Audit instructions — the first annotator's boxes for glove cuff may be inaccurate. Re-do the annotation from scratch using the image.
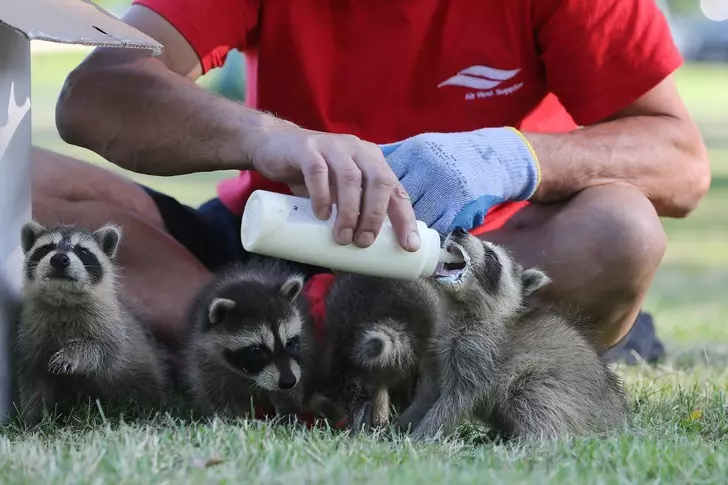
[472,126,542,201]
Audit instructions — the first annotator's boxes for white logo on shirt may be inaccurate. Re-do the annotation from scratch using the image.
[438,65,524,100]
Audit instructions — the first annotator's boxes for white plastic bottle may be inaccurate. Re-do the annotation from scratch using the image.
[240,190,462,280]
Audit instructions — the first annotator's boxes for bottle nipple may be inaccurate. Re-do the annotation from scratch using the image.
[439,248,465,264]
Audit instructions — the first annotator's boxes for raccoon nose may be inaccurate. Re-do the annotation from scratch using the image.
[278,374,297,390]
[50,253,70,269]
[453,226,468,237]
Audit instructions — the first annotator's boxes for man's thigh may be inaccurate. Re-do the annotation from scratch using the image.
[478,185,667,348]
[32,147,167,230]
[31,147,249,270]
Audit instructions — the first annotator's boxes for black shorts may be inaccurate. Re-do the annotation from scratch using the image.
[141,186,327,278]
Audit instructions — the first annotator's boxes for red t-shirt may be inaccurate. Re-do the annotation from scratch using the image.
[132,0,682,228]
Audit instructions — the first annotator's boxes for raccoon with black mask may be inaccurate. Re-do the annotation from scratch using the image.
[15,221,169,425]
[181,257,319,422]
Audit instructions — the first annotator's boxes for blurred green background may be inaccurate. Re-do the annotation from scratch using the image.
[30,1,728,360]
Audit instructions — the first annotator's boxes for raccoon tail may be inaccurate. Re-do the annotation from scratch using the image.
[353,319,414,371]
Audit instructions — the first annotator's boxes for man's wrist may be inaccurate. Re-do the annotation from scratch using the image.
[218,107,293,172]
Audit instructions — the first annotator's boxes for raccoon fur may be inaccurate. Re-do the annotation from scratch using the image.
[15,221,170,425]
[319,273,442,432]
[398,227,629,442]
[181,257,319,422]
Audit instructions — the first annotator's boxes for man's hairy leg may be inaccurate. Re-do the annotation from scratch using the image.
[30,148,211,346]
[481,184,667,347]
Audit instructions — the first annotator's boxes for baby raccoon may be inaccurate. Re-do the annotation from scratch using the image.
[399,227,629,442]
[320,273,441,432]
[15,221,169,425]
[181,258,317,421]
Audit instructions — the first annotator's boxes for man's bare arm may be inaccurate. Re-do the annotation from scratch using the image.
[54,4,420,251]
[55,5,272,175]
[524,76,711,218]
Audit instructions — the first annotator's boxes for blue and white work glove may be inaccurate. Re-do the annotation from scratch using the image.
[380,127,542,236]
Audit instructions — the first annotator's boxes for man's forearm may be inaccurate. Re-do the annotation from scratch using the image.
[523,114,710,218]
[56,53,280,176]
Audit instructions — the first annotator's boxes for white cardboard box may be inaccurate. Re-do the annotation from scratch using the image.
[0,0,162,423]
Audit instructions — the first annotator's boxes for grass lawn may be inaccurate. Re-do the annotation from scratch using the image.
[1,50,726,483]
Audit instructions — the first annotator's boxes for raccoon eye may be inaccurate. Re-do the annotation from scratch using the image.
[224,346,269,375]
[249,345,265,354]
[286,336,300,352]
[76,247,89,255]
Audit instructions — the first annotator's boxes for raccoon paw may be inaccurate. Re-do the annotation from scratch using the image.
[48,349,80,375]
[349,401,374,436]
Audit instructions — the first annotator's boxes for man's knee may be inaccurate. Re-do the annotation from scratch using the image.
[489,184,667,345]
[572,184,667,297]
[550,184,667,344]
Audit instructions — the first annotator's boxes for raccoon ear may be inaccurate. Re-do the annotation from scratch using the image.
[20,221,45,254]
[93,224,123,258]
[521,268,551,297]
[209,298,236,325]
[279,275,304,302]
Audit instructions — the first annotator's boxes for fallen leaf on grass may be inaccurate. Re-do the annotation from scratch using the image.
[689,409,703,421]
[190,457,225,468]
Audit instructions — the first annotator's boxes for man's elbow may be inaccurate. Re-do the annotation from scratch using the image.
[55,60,146,171]
[668,133,711,218]
[55,64,102,149]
